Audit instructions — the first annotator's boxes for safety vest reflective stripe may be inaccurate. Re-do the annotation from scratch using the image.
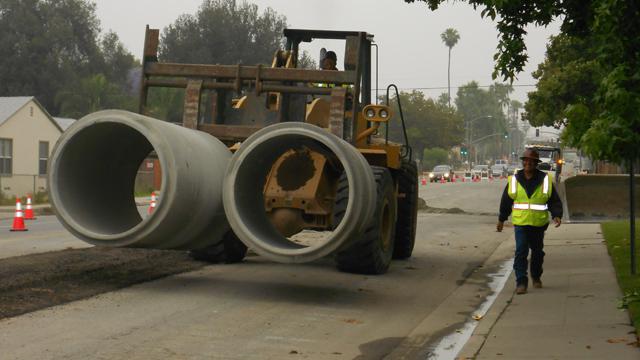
[543,174,549,195]
[530,204,549,211]
[511,175,517,194]
[512,203,548,211]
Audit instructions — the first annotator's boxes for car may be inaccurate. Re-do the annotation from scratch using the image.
[506,164,519,175]
[471,165,490,179]
[429,165,454,182]
[490,164,506,178]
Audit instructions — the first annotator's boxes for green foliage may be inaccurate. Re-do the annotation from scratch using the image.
[0,0,138,117]
[159,0,287,65]
[602,221,640,335]
[440,28,460,49]
[422,147,449,170]
[386,91,463,160]
[56,74,136,118]
[145,88,186,123]
[406,0,640,164]
[455,81,512,161]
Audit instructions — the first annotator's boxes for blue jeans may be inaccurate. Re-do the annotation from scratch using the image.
[514,225,546,286]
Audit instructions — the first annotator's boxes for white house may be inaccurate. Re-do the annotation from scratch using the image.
[0,97,74,198]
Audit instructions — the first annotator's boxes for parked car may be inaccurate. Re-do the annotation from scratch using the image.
[506,164,519,175]
[429,165,454,182]
[490,164,507,178]
[471,165,490,179]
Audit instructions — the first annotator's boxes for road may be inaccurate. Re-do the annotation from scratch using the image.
[0,179,513,359]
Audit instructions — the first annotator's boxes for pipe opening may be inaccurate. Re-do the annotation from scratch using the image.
[55,123,155,235]
[233,135,345,252]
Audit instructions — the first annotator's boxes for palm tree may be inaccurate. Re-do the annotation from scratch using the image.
[440,28,461,107]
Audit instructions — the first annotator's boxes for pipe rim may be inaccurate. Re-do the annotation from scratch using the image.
[224,122,375,263]
[48,110,175,245]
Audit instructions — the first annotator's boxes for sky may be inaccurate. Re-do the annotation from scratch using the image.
[93,0,562,139]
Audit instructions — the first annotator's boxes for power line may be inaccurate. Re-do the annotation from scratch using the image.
[373,84,537,91]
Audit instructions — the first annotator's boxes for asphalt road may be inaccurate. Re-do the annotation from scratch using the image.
[0,180,512,359]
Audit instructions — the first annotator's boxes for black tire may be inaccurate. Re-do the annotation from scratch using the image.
[393,159,418,259]
[334,166,397,275]
[189,230,248,264]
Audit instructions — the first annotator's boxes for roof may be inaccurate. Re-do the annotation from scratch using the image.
[0,96,33,126]
[53,117,76,131]
[0,96,63,132]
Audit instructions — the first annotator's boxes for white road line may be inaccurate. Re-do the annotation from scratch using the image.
[426,259,514,360]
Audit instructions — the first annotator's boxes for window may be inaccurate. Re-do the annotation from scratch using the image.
[0,138,12,175]
[39,141,49,175]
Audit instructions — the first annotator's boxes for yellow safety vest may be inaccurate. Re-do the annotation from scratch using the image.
[507,173,553,227]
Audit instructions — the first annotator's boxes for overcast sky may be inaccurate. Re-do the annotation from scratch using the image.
[93,0,560,119]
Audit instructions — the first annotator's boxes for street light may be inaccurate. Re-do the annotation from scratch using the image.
[465,115,493,170]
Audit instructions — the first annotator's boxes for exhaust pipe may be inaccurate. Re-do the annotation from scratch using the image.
[48,110,231,250]
[223,122,376,263]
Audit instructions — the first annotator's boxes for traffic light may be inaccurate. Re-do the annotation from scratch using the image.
[535,128,540,137]
[460,146,468,156]
[504,132,508,139]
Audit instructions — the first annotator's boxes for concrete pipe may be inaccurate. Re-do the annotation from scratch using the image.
[223,122,376,263]
[48,110,231,250]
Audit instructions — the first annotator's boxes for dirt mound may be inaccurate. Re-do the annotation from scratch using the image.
[0,247,208,320]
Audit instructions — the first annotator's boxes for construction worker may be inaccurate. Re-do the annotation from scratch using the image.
[321,51,338,71]
[496,148,563,295]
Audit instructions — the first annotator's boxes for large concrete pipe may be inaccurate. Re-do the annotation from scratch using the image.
[48,110,231,250]
[223,122,376,263]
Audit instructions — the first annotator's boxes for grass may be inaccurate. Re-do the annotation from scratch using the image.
[602,220,640,336]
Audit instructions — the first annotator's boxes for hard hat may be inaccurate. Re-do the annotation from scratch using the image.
[324,51,337,61]
[520,149,541,162]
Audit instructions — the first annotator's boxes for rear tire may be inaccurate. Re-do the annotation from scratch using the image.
[334,166,397,274]
[393,159,418,259]
[189,230,248,263]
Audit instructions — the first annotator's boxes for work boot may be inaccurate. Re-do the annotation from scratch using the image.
[516,284,527,295]
[532,278,542,288]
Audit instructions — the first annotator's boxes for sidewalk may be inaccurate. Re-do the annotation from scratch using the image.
[459,223,639,359]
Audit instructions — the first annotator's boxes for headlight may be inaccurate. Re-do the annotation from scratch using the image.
[444,173,449,177]
[429,173,434,178]
[366,108,376,118]
[379,109,389,118]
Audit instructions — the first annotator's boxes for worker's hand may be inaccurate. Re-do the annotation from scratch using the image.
[553,217,562,228]
[496,221,504,232]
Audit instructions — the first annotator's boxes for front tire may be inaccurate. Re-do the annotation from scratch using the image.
[393,159,418,259]
[334,166,397,274]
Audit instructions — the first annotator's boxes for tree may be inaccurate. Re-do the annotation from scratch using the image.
[386,90,463,160]
[55,74,136,118]
[0,0,102,113]
[404,0,639,164]
[159,0,287,65]
[455,81,512,162]
[440,28,460,107]
[422,147,449,170]
[0,0,138,116]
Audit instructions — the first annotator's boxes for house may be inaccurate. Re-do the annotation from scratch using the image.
[0,97,74,198]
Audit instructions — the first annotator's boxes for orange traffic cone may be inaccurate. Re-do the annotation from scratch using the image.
[10,198,28,232]
[148,192,157,215]
[24,195,36,220]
